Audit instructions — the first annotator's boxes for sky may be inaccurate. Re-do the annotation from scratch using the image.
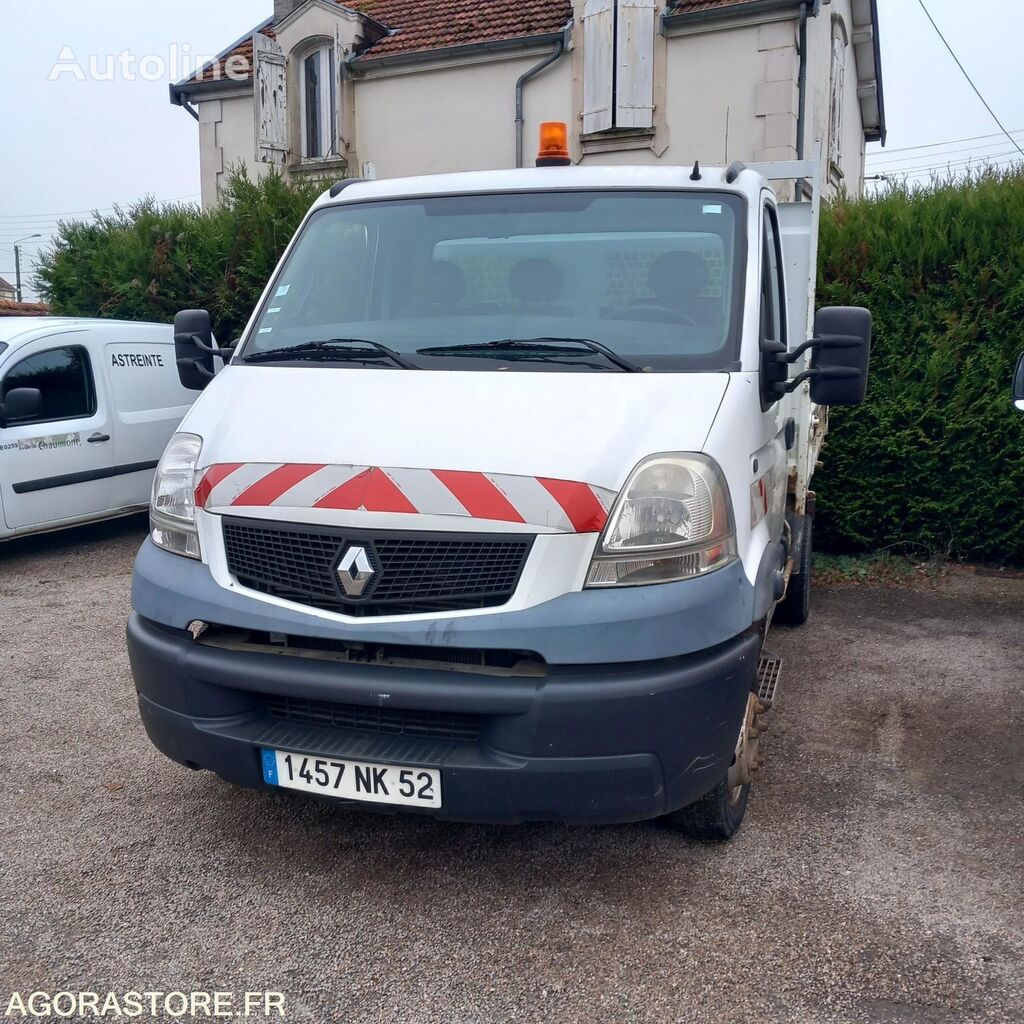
[2,0,1023,302]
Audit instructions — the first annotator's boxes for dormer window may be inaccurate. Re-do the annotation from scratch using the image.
[301,43,338,159]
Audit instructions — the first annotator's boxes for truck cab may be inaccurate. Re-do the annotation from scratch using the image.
[128,140,871,839]
[0,318,199,543]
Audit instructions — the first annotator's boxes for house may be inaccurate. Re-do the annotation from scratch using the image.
[171,0,885,207]
[0,276,17,303]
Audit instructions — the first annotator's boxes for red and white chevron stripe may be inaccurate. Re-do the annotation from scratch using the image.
[194,463,616,534]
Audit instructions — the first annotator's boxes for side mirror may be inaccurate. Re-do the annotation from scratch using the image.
[0,387,42,425]
[809,306,872,407]
[1013,353,1024,412]
[174,309,217,391]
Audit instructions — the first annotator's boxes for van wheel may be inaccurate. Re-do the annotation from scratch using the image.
[775,516,812,626]
[663,692,763,841]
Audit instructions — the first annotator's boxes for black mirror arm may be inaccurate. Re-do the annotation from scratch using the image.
[762,334,865,365]
[175,331,235,360]
[772,366,859,396]
[177,357,216,380]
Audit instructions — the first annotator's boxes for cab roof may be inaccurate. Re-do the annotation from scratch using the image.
[0,317,172,348]
[314,164,767,212]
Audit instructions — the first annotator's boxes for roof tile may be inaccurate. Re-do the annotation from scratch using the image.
[187,0,571,85]
[0,300,51,318]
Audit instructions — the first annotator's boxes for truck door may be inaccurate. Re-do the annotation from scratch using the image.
[753,201,789,541]
[0,340,115,532]
[105,341,194,510]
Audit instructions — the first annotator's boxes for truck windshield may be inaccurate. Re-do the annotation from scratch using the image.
[242,190,746,372]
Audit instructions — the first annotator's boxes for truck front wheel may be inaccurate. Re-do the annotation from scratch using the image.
[663,692,765,840]
[774,515,812,626]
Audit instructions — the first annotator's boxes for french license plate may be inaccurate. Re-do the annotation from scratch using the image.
[261,749,442,808]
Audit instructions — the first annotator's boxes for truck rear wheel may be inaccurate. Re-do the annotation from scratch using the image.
[775,515,812,626]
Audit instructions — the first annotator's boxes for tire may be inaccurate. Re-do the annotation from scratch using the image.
[775,515,812,626]
[662,777,750,841]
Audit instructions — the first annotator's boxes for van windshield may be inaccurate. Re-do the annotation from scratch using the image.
[242,190,746,373]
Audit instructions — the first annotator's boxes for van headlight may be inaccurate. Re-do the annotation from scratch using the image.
[586,454,737,587]
[151,433,203,560]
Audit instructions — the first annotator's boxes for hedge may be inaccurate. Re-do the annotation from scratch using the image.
[815,170,1024,564]
[35,169,328,344]
[35,167,1024,563]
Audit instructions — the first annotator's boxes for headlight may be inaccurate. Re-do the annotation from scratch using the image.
[151,433,203,559]
[586,453,736,588]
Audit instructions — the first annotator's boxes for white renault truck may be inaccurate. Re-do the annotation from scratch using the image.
[128,129,870,839]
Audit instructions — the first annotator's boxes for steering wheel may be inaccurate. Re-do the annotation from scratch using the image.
[604,303,697,326]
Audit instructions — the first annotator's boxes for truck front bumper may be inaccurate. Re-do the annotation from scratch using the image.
[128,612,759,825]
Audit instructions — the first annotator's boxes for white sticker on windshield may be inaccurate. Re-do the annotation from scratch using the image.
[268,307,282,314]
[275,285,291,297]
[703,204,723,215]
[258,328,274,335]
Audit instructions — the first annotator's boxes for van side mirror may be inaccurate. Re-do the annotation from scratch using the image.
[0,387,42,425]
[1013,353,1024,411]
[809,306,872,406]
[174,309,218,391]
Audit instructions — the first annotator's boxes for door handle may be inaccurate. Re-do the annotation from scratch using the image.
[87,433,111,444]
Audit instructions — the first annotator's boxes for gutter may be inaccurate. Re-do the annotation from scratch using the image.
[867,0,887,144]
[662,0,806,31]
[515,22,572,168]
[350,30,570,73]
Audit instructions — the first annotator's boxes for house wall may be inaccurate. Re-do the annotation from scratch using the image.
[661,18,792,167]
[197,91,270,207]
[188,3,876,205]
[353,53,573,178]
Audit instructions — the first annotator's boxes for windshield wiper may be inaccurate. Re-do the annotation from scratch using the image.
[417,338,644,373]
[242,338,415,368]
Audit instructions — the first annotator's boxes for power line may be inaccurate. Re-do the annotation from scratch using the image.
[868,127,1024,157]
[917,0,1024,161]
[869,139,1024,167]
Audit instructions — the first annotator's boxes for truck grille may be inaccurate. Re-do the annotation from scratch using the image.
[266,696,482,742]
[222,517,533,617]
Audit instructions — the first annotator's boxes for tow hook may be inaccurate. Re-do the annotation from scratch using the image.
[728,652,782,792]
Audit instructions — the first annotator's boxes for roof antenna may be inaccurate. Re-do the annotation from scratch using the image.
[690,161,702,182]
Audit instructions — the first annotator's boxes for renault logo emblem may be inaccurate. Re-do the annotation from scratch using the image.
[337,545,375,598]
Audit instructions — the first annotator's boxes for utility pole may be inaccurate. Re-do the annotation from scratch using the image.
[13,234,42,303]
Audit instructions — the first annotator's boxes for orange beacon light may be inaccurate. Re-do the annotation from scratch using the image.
[536,122,572,167]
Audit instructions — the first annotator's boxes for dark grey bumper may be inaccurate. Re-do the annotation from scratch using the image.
[129,612,760,824]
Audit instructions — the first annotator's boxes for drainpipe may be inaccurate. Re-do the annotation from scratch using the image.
[515,28,570,168]
[796,1,809,160]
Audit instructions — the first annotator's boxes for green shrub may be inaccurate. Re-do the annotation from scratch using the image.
[816,169,1024,564]
[35,168,329,343]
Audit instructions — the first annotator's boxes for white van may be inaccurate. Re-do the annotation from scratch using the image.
[128,136,871,839]
[0,318,204,542]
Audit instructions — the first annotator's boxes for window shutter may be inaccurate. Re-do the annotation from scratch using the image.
[615,0,656,129]
[254,32,288,164]
[583,0,615,135]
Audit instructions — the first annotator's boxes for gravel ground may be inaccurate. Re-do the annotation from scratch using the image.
[1,516,1022,1024]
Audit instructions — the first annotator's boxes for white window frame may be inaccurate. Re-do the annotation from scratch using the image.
[299,42,338,161]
